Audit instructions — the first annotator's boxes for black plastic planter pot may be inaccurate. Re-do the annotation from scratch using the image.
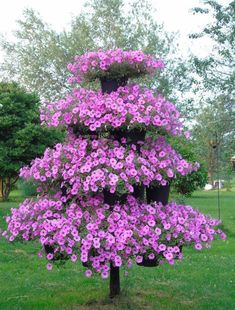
[126,128,146,145]
[103,189,127,206]
[137,257,159,267]
[103,185,144,206]
[133,184,145,200]
[72,125,98,137]
[111,129,128,142]
[61,185,67,197]
[146,184,170,205]
[101,76,128,94]
[112,128,146,144]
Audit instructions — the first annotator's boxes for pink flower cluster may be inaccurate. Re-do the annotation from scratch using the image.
[41,84,183,136]
[2,194,226,278]
[67,49,165,83]
[19,135,197,195]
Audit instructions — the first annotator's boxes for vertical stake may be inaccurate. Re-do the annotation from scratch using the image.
[216,136,221,220]
[110,263,120,298]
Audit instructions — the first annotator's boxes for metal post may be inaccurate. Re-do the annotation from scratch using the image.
[110,263,120,298]
[211,133,221,220]
[215,134,221,220]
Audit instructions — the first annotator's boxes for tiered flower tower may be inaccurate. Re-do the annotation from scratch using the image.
[2,50,225,298]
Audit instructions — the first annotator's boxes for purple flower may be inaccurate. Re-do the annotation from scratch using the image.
[135,256,143,264]
[101,271,109,279]
[71,254,77,262]
[46,253,54,260]
[159,244,166,252]
[47,263,53,270]
[85,269,92,278]
[148,253,155,260]
[195,243,202,250]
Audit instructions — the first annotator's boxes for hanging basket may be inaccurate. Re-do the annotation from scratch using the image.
[103,189,127,206]
[100,76,128,94]
[103,184,145,206]
[71,124,99,137]
[137,256,159,267]
[146,184,170,205]
[112,128,146,145]
[133,184,145,200]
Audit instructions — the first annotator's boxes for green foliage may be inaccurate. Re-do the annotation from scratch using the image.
[190,0,235,184]
[191,97,235,185]
[0,82,64,199]
[191,1,235,104]
[170,137,208,196]
[17,179,37,197]
[173,167,208,197]
[224,180,232,192]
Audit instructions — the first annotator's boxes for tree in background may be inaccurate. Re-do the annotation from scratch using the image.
[0,0,194,117]
[190,1,235,183]
[0,82,63,200]
[191,0,235,105]
[191,96,235,185]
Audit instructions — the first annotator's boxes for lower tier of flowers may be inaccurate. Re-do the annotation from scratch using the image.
[1,194,226,278]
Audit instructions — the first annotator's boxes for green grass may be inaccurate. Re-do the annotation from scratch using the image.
[0,189,235,310]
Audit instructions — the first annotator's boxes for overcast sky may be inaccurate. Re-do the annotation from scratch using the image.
[0,0,231,62]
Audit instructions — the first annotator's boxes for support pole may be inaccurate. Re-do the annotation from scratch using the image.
[110,263,120,298]
[216,136,221,220]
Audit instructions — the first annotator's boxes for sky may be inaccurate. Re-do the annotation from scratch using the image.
[0,0,231,62]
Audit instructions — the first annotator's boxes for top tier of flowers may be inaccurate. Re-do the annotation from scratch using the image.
[67,49,165,84]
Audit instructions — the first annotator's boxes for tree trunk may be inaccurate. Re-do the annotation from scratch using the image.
[3,177,11,201]
[2,177,18,201]
[207,169,214,186]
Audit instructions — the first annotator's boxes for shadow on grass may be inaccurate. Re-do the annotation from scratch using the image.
[63,284,195,310]
[66,290,160,310]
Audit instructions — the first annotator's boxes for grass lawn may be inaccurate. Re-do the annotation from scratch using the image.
[0,188,234,310]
